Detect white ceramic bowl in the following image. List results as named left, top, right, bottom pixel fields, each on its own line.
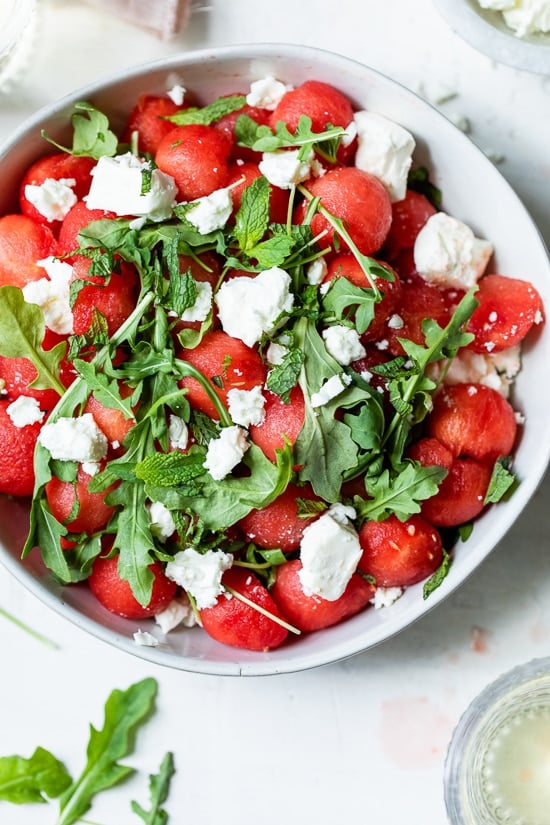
left=1, top=44, right=550, bottom=676
left=433, top=0, right=550, bottom=74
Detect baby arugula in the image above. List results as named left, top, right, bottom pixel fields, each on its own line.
left=0, top=95, right=506, bottom=611
left=0, top=677, right=174, bottom=825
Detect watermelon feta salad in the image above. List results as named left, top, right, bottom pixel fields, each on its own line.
left=0, top=74, right=543, bottom=652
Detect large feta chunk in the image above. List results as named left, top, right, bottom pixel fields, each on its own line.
left=477, top=0, right=550, bottom=36
left=37, top=413, right=108, bottom=463
left=215, top=267, right=294, bottom=347
left=322, top=325, right=366, bottom=366
left=165, top=547, right=233, bottom=610
left=429, top=345, right=521, bottom=398
left=259, top=149, right=313, bottom=189
left=22, top=257, right=74, bottom=335
left=246, top=76, right=292, bottom=110
left=227, top=385, right=266, bottom=428
left=203, top=425, right=249, bottom=481
left=6, top=396, right=45, bottom=428
left=85, top=153, right=177, bottom=221
left=298, top=507, right=362, bottom=601
left=184, top=187, right=233, bottom=234
left=354, top=111, right=415, bottom=202
left=24, top=177, right=77, bottom=222
left=414, top=212, right=493, bottom=290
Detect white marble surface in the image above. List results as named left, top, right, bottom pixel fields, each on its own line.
left=1, top=1, right=550, bottom=823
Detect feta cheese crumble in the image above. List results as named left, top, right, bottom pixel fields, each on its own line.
left=85, top=153, right=177, bottom=221
left=22, top=257, right=74, bottom=335
left=227, top=385, right=266, bottom=428
left=370, top=586, right=404, bottom=609
left=168, top=414, right=189, bottom=451
left=178, top=280, right=213, bottom=323
left=306, top=257, right=328, bottom=286
left=259, top=149, right=313, bottom=190
left=354, top=111, right=416, bottom=202
left=37, top=413, right=108, bottom=463
left=167, top=83, right=186, bottom=106
left=133, top=630, right=159, bottom=647
left=298, top=507, right=362, bottom=601
left=6, top=396, right=45, bottom=428
left=148, top=501, right=176, bottom=542
left=203, top=425, right=249, bottom=481
left=165, top=547, right=233, bottom=610
left=322, top=324, right=366, bottom=366
left=429, top=345, right=521, bottom=398
left=246, top=76, right=291, bottom=110
left=477, top=0, right=550, bottom=37
left=216, top=267, right=294, bottom=347
left=24, top=177, right=77, bottom=222
left=414, top=212, right=493, bottom=290
left=310, top=373, right=352, bottom=408
left=155, top=595, right=198, bottom=633
left=184, top=187, right=233, bottom=234
left=266, top=341, right=289, bottom=365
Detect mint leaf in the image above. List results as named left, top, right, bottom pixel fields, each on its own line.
left=0, top=747, right=72, bottom=804
left=131, top=752, right=175, bottom=825
left=0, top=286, right=66, bottom=395
left=236, top=114, right=345, bottom=163
left=135, top=449, right=207, bottom=487
left=484, top=456, right=517, bottom=504
left=57, top=678, right=158, bottom=825
left=233, top=175, right=271, bottom=254
left=265, top=345, right=304, bottom=402
left=166, top=94, right=246, bottom=125
left=42, top=101, right=118, bottom=159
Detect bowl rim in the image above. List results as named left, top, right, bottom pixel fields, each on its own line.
left=1, top=41, right=550, bottom=676
left=432, top=0, right=550, bottom=74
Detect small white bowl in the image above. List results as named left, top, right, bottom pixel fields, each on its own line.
left=433, top=0, right=550, bottom=74
left=1, top=43, right=550, bottom=676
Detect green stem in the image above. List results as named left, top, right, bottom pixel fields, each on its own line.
left=0, top=606, right=59, bottom=649
left=225, top=586, right=301, bottom=636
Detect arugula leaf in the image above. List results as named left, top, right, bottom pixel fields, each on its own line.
left=74, top=359, right=135, bottom=421
left=106, top=480, right=156, bottom=606
left=0, top=747, right=72, bottom=804
left=177, top=442, right=294, bottom=529
left=423, top=548, right=452, bottom=599
left=166, top=94, right=246, bottom=125
left=0, top=286, right=66, bottom=395
left=322, top=274, right=379, bottom=334
left=293, top=317, right=362, bottom=502
left=484, top=456, right=517, bottom=504
left=57, top=678, right=158, bottom=825
left=42, top=101, right=118, bottom=159
left=131, top=752, right=175, bottom=825
left=356, top=463, right=448, bottom=522
left=383, top=288, right=479, bottom=463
